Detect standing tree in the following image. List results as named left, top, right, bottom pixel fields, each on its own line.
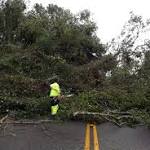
left=0, top=0, right=26, bottom=44
left=107, top=12, right=150, bottom=92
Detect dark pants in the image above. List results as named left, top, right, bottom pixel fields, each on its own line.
left=49, top=97, right=59, bottom=115
left=50, top=97, right=60, bottom=106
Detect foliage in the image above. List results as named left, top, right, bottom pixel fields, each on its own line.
left=0, top=0, right=150, bottom=126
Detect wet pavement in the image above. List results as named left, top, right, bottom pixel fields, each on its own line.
left=98, top=123, right=150, bottom=150
left=0, top=121, right=85, bottom=150
left=0, top=121, right=150, bottom=150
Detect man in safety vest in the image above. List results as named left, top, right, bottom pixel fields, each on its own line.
left=49, top=82, right=61, bottom=116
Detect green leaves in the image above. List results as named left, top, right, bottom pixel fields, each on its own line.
left=0, top=0, right=26, bottom=43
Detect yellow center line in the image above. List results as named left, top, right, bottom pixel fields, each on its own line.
left=84, top=123, right=100, bottom=150
left=84, top=124, right=90, bottom=150
left=93, top=125, right=100, bottom=150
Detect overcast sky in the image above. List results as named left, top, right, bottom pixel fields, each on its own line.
left=28, top=0, right=150, bottom=43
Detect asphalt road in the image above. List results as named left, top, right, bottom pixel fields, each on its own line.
left=0, top=121, right=150, bottom=150
left=98, top=123, right=150, bottom=150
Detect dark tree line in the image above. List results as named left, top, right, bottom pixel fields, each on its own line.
left=0, top=0, right=104, bottom=65
left=0, top=0, right=150, bottom=124
left=0, top=0, right=150, bottom=103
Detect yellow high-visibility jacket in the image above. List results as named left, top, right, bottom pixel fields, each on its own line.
left=49, top=82, right=61, bottom=97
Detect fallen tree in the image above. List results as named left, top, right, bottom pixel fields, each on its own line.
left=73, top=111, right=139, bottom=127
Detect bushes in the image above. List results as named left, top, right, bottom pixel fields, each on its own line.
left=0, top=86, right=150, bottom=125
left=64, top=89, right=150, bottom=113
left=0, top=44, right=21, bottom=57
left=0, top=96, right=50, bottom=117
left=0, top=75, right=49, bottom=97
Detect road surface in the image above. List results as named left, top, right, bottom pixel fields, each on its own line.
left=0, top=121, right=150, bottom=150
